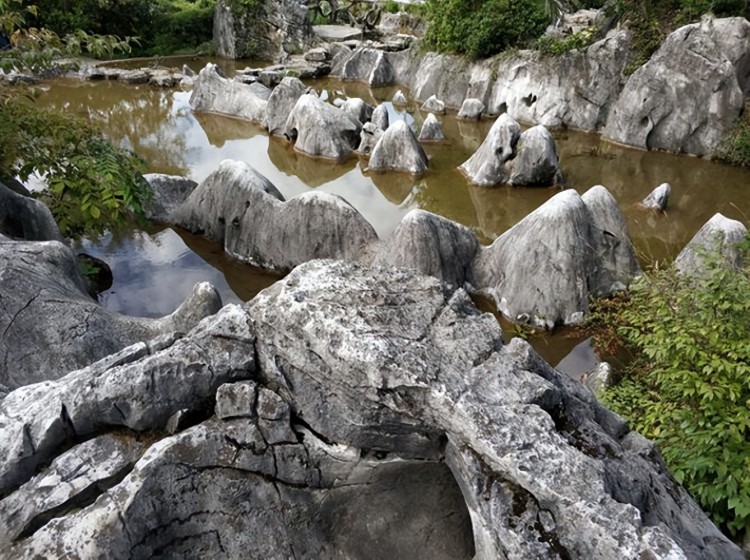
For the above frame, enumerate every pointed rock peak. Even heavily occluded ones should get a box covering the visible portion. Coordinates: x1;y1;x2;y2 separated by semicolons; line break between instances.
419;113;445;142
369;120;428;174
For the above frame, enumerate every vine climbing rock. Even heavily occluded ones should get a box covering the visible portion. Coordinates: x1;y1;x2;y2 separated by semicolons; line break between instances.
213;0;314;61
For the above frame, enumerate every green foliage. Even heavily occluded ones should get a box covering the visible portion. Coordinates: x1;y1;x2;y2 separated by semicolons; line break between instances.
0;96;152;238
382;0;400;14
716;107;750;167
423;0;548;59
536;26;597;54
592;242;750;535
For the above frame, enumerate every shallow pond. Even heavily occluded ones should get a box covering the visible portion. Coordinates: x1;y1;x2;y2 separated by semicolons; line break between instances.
34;71;750;372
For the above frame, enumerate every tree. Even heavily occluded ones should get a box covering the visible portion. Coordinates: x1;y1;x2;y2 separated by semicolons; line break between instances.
0;0;151;238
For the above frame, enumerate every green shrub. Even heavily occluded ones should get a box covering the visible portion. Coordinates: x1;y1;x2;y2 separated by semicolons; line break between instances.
423;0;548;59
716;109;750;167
536;26;597;55
591;241;750;536
382;0;400;14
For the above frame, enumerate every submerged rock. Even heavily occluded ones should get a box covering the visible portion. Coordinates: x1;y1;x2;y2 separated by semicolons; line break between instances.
457;97;485;120
675;213;748;276
603;18;750;156
1;260;739;558
190;63;268;123
0;239;222;388
373;209;479;288
368;120;428;174
508;125;560;187
472;187;639;327
265;76;307;136
284;93;363;160
460;113;521;186
371;103;390;131
642;182;671;211
418;113;445;142
172;160;377;270
0;182;62;242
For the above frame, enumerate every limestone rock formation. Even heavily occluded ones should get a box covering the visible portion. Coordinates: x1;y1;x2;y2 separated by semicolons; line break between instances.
265;76;308;136
0;260;739;559
373;209;479;288
213;0;313;61
472;187;639;327
457;97;485;120
460;113;521;186
508;125;560;187
0;239;222;388
603;17;750;156
371;103;390;130
418;112;446;141
142;174;198;222
284;93;363;160
339;47;396;87
642;182;671;211
0;182;62;241
172;160;378;270
392;89;407;104
341;97;374;125
421;94;446;114
357;122;383;155
189;63;268;123
675;213;748;276
368;120;428;174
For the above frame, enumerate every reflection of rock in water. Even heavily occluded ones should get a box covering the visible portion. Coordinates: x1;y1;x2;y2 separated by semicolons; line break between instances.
267;135;356;187
193;112;264;148
368;170;419;204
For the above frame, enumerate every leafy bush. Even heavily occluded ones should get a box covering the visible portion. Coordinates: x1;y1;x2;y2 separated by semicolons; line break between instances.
382;0;400;14
535;26;597;55
716;109;750;167
591;241;750;535
423;0;548;59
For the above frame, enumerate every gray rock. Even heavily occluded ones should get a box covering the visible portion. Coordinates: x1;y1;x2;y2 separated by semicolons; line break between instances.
472;187;638;327
418;112;445;142
118;69;149;84
304;46;328;62
603;18;750;156
373;209;479;288
214;0;313;61
460;113;521;186
258;68;284;89
265;76;307;136
508;124;560;187
148;70;179;88
341;97;374;124
0;261;740;559
392;89;407;105
369;120;428;174
0;239;222;388
457;97;485;120
244;80;272;100
339;47;396;87
284;93;363;160
189;63;268;123
142;174;198;222
421;94;446;114
675;213;748;276
172;160;377;271
182;64;196;77
371;103;389;130
356;122;383;155
0;182;62;241
642;182;671;211
216;380;257;419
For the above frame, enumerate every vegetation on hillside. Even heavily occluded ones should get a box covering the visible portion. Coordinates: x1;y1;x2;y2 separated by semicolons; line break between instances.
586;241;750;537
1;0;152;238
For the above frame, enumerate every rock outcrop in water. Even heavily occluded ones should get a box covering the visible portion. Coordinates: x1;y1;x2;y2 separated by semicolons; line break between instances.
675;212;748;276
0;260;741;559
172;160;378;271
368;120;428;174
508;125;560;187
641;182;671;211
418;113;445;141
213;0;313;61
0;182;62;242
189;63;268;123
460;113;522;186
265;76;307;136
0;239;222;389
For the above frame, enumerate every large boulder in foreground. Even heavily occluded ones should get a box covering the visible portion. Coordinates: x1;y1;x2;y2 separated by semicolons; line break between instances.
368;120;428;174
675;213;748;276
172;160;378;271
0;239;222;389
0;182;62;241
189;63;268;123
603;17;750;156
460;113;521;186
0;260;739;559
472;187;639;327
284;93;363;160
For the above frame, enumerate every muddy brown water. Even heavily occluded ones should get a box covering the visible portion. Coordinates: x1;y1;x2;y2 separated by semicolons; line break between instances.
35;72;750;374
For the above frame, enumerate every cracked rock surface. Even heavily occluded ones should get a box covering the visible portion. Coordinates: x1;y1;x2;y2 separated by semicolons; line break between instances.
0;260;739;559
